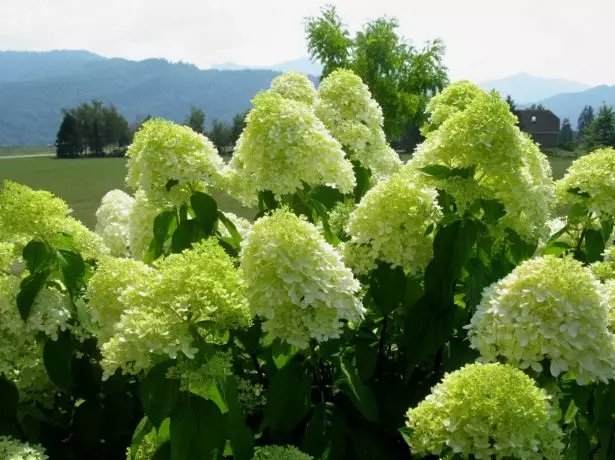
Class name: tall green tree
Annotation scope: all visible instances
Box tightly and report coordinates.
[586,104,615,148]
[184,107,206,134]
[55,113,81,158]
[559,118,575,151]
[528,103,546,111]
[577,105,595,143]
[230,110,249,147]
[305,5,447,144]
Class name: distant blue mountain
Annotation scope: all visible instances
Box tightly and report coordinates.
[0,51,286,146]
[534,85,615,126]
[212,56,322,77]
[479,73,591,104]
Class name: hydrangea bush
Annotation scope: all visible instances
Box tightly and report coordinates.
[2,74,615,460]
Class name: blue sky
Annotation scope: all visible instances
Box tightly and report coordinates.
[0,0,612,85]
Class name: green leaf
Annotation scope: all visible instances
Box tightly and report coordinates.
[130,417,155,460]
[302,403,327,458]
[339,355,379,422]
[352,161,372,202]
[419,164,474,179]
[465,258,488,310]
[309,198,339,245]
[258,190,278,212]
[310,185,344,209]
[481,199,506,224]
[543,241,572,256]
[264,363,311,432]
[147,210,177,261]
[16,269,49,321]
[74,400,105,448]
[22,240,53,273]
[322,406,348,460]
[56,249,85,295]
[370,263,406,315]
[140,361,181,429]
[584,229,605,263]
[271,339,298,369]
[43,330,74,389]
[234,321,262,354]
[216,210,241,246]
[567,187,591,198]
[190,191,218,235]
[171,220,203,253]
[170,395,226,460]
[0,376,18,422]
[219,377,254,460]
[355,339,378,382]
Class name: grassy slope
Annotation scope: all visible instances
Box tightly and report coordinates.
[0,146,55,157]
[0,155,573,230]
[0,157,252,228]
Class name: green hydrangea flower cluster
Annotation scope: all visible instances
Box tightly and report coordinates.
[315,69,401,178]
[556,147,615,219]
[0,181,108,259]
[127,118,225,206]
[408,82,555,243]
[166,350,233,399]
[0,436,48,460]
[269,71,316,105]
[95,189,134,257]
[592,246,615,282]
[421,80,484,134]
[240,208,364,347]
[226,91,355,206]
[0,241,17,273]
[405,363,564,459]
[252,445,313,460]
[343,170,442,274]
[92,239,250,377]
[468,256,615,384]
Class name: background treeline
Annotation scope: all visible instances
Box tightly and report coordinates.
[56,101,247,158]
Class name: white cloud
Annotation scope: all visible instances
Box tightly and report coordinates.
[0,0,613,85]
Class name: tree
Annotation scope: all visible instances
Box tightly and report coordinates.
[528,103,546,111]
[505,95,519,122]
[230,110,249,147]
[184,107,205,134]
[306,6,448,144]
[208,119,233,154]
[55,113,81,158]
[586,104,615,148]
[577,105,595,143]
[559,118,575,151]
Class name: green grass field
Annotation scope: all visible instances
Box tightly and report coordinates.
[0,157,253,228]
[0,155,574,229]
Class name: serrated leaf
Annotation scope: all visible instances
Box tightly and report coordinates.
[302,403,327,458]
[170,395,226,460]
[16,269,49,321]
[355,339,378,382]
[481,199,506,224]
[339,355,379,422]
[140,361,180,429]
[567,187,591,198]
[22,240,53,273]
[171,220,203,253]
[0,376,18,422]
[56,249,85,295]
[584,229,605,263]
[352,161,372,202]
[165,179,180,191]
[370,263,406,315]
[190,191,218,235]
[543,241,572,256]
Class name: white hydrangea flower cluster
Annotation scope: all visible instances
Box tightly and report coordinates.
[408,82,555,243]
[0,436,48,460]
[0,181,108,259]
[95,189,134,257]
[343,170,442,275]
[240,208,364,347]
[269,71,316,105]
[421,80,484,134]
[315,69,401,178]
[405,363,564,460]
[468,256,615,384]
[225,91,355,206]
[128,190,164,261]
[91,239,251,377]
[555,147,615,220]
[0,241,17,273]
[127,118,225,206]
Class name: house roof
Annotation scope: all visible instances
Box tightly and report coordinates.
[517,109,560,133]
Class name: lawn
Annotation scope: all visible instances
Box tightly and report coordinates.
[0,155,574,229]
[0,157,253,228]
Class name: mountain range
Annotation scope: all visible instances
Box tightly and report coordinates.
[1,50,614,145]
